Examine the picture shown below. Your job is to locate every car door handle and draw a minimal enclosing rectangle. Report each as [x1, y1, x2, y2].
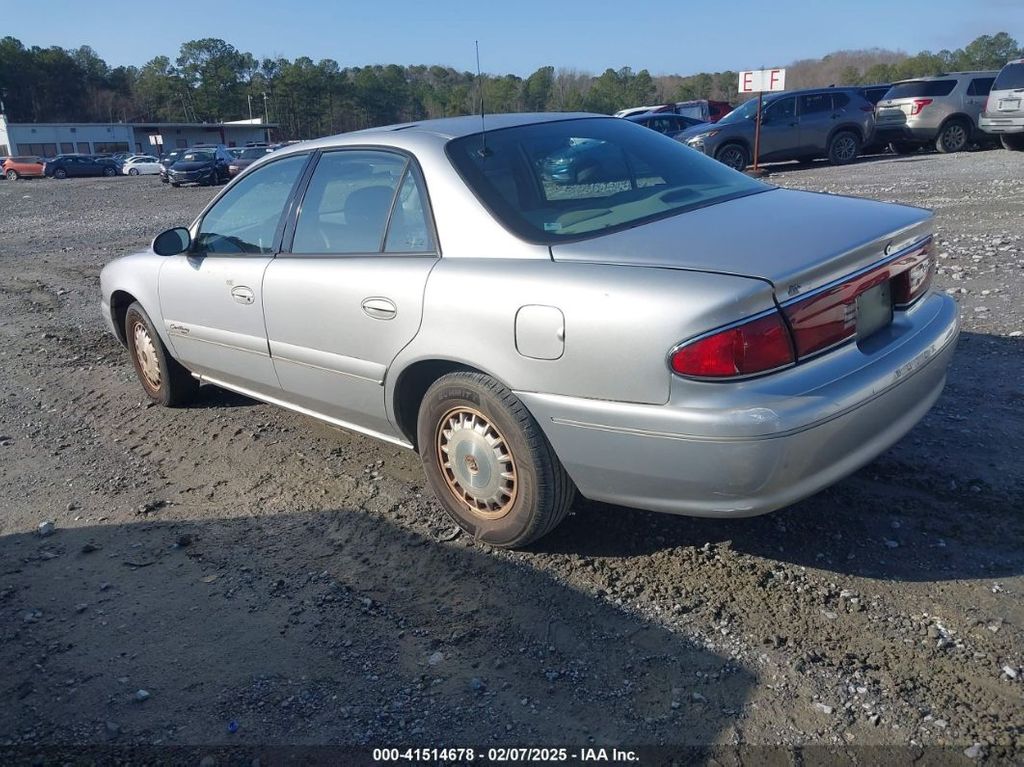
[230, 285, 255, 305]
[361, 297, 397, 320]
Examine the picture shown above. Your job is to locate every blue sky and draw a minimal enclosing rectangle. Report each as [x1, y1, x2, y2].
[7, 0, 1023, 76]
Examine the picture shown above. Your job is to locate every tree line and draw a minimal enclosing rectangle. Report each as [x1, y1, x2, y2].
[0, 32, 1019, 140]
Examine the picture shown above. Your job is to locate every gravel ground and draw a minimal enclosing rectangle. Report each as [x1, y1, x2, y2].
[0, 150, 1022, 762]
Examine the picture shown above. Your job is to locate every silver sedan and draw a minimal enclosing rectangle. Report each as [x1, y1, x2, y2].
[99, 113, 959, 548]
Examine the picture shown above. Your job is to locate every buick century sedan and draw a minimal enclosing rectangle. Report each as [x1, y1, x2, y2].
[100, 113, 959, 548]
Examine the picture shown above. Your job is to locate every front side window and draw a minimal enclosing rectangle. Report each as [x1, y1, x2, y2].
[765, 97, 796, 121]
[195, 153, 308, 255]
[291, 150, 434, 255]
[446, 117, 766, 244]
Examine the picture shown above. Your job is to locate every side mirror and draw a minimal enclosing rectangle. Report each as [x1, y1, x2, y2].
[152, 227, 191, 256]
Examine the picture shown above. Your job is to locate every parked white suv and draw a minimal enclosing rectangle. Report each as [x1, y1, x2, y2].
[980, 59, 1024, 151]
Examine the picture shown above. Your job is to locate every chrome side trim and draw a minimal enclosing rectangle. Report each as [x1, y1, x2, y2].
[194, 373, 414, 449]
[268, 340, 386, 384]
[165, 320, 271, 357]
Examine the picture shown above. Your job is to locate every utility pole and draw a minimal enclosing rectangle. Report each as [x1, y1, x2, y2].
[247, 94, 253, 121]
[262, 92, 269, 124]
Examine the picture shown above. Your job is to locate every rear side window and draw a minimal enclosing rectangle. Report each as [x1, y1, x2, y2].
[885, 80, 957, 99]
[993, 64, 1024, 91]
[799, 93, 832, 115]
[446, 117, 766, 244]
[967, 78, 995, 96]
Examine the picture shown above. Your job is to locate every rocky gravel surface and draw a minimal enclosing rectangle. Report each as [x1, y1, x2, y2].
[0, 151, 1022, 762]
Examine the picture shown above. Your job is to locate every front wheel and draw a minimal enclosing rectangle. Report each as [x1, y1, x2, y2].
[103, 166, 117, 177]
[417, 372, 575, 548]
[124, 302, 199, 407]
[1001, 134, 1024, 152]
[5, 169, 17, 180]
[935, 120, 970, 153]
[53, 168, 67, 179]
[827, 131, 861, 165]
[715, 143, 749, 171]
[128, 167, 140, 176]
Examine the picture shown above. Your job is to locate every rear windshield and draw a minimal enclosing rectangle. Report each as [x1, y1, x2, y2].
[885, 80, 956, 99]
[993, 63, 1024, 91]
[446, 118, 766, 244]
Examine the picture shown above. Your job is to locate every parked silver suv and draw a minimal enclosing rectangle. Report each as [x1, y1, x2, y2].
[875, 71, 997, 154]
[980, 59, 1024, 151]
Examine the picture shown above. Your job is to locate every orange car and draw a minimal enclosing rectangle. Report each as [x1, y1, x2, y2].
[3, 156, 45, 180]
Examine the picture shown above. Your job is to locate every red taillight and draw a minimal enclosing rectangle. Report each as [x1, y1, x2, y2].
[910, 98, 933, 116]
[670, 311, 795, 379]
[782, 239, 934, 358]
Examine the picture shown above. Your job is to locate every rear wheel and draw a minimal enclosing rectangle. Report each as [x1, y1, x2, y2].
[1001, 134, 1024, 152]
[417, 372, 575, 549]
[54, 168, 67, 179]
[102, 166, 117, 177]
[124, 302, 198, 407]
[5, 169, 18, 180]
[170, 181, 181, 188]
[827, 131, 861, 165]
[935, 120, 970, 153]
[715, 143, 749, 171]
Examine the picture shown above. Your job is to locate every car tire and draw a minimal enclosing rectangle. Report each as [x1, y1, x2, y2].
[124, 301, 199, 408]
[54, 168, 67, 179]
[935, 119, 970, 153]
[889, 142, 917, 155]
[128, 167, 140, 176]
[827, 131, 861, 165]
[1001, 134, 1024, 152]
[417, 371, 575, 549]
[170, 182, 180, 188]
[5, 169, 18, 180]
[103, 166, 117, 177]
[715, 143, 749, 171]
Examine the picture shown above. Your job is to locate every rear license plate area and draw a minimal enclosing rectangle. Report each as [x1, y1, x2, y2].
[999, 98, 1021, 111]
[856, 281, 893, 340]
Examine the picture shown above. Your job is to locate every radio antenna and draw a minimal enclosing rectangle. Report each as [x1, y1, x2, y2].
[475, 41, 491, 157]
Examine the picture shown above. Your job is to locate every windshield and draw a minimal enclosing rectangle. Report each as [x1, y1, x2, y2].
[717, 98, 761, 125]
[884, 80, 956, 99]
[446, 117, 766, 244]
[239, 148, 268, 160]
[182, 151, 214, 163]
[993, 63, 1024, 91]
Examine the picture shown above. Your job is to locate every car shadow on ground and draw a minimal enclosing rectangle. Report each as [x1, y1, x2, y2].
[188, 384, 257, 409]
[537, 332, 1024, 583]
[0, 510, 754, 751]
[757, 145, 1000, 176]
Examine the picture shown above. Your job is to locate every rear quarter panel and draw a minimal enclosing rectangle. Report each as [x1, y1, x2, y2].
[387, 259, 775, 409]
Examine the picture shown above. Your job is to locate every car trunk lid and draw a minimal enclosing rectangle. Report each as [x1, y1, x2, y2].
[548, 188, 932, 302]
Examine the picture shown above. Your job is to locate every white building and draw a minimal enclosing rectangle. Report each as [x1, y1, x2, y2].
[0, 115, 276, 157]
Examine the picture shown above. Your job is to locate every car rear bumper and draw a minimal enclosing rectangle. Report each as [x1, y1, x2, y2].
[874, 125, 939, 143]
[980, 114, 1024, 134]
[518, 293, 959, 517]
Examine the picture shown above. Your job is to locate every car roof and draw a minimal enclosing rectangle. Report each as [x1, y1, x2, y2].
[893, 71, 999, 83]
[331, 112, 601, 141]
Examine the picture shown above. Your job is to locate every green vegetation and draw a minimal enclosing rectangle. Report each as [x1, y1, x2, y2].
[0, 33, 1019, 139]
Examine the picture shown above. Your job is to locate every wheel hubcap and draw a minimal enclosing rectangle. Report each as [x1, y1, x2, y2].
[946, 126, 966, 150]
[721, 149, 744, 170]
[436, 407, 517, 519]
[132, 321, 161, 390]
[836, 138, 856, 160]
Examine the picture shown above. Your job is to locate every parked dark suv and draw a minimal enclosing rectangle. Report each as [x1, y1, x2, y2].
[43, 154, 119, 179]
[678, 87, 876, 170]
